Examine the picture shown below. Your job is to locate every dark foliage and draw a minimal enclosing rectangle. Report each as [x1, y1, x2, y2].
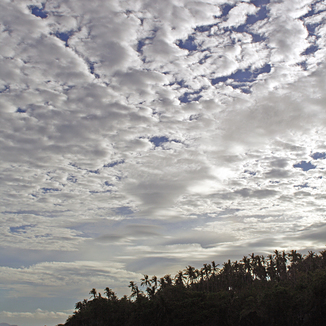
[59, 249, 326, 326]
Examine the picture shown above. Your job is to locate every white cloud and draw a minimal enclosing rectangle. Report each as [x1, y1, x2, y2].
[0, 308, 70, 320]
[1, 0, 326, 325]
[0, 309, 71, 326]
[221, 2, 258, 28]
[0, 260, 142, 298]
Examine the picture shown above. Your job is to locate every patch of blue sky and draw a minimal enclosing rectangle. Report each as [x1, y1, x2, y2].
[54, 31, 74, 47]
[176, 36, 198, 51]
[232, 7, 269, 38]
[103, 160, 125, 168]
[35, 233, 51, 238]
[246, 5, 269, 25]
[136, 29, 158, 55]
[114, 206, 134, 216]
[220, 3, 234, 18]
[297, 61, 308, 71]
[137, 39, 146, 54]
[212, 64, 271, 85]
[302, 0, 326, 19]
[250, 0, 270, 7]
[311, 152, 326, 160]
[189, 114, 200, 121]
[29, 4, 48, 19]
[41, 188, 61, 193]
[87, 169, 100, 174]
[179, 91, 202, 103]
[294, 182, 309, 188]
[0, 85, 10, 93]
[251, 33, 266, 42]
[67, 175, 77, 183]
[302, 45, 319, 55]
[16, 107, 27, 113]
[198, 54, 211, 65]
[87, 61, 100, 79]
[168, 79, 188, 88]
[305, 22, 321, 37]
[195, 24, 214, 33]
[10, 224, 35, 234]
[244, 170, 257, 176]
[89, 190, 111, 194]
[293, 161, 317, 171]
[301, 2, 325, 37]
[150, 136, 169, 147]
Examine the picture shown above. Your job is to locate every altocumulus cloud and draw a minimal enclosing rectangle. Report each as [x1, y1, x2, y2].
[1, 0, 326, 325]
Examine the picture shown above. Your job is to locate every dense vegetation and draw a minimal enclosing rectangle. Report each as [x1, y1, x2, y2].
[59, 250, 326, 326]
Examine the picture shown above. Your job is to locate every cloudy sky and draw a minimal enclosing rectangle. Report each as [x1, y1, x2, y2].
[1, 0, 326, 325]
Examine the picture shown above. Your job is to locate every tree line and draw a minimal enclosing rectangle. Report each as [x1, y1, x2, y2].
[59, 249, 326, 326]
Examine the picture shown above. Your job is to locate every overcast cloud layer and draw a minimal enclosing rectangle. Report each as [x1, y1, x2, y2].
[1, 0, 326, 325]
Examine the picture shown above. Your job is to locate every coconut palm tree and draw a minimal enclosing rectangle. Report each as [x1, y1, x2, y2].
[164, 274, 173, 286]
[129, 281, 141, 299]
[174, 270, 186, 286]
[104, 287, 117, 301]
[184, 265, 197, 286]
[146, 285, 156, 299]
[210, 261, 219, 291]
[242, 256, 251, 274]
[288, 250, 301, 263]
[151, 275, 158, 288]
[211, 261, 219, 274]
[141, 274, 151, 287]
[89, 288, 97, 299]
[266, 254, 277, 281]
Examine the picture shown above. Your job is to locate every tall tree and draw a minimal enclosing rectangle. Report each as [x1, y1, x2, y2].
[89, 288, 97, 299]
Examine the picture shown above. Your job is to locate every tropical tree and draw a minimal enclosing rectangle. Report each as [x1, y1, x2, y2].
[129, 281, 141, 299]
[104, 287, 117, 301]
[151, 275, 158, 288]
[184, 265, 197, 286]
[174, 270, 186, 286]
[140, 274, 151, 287]
[89, 288, 97, 299]
[267, 254, 277, 281]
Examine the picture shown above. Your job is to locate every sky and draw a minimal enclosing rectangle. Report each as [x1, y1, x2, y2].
[1, 0, 326, 325]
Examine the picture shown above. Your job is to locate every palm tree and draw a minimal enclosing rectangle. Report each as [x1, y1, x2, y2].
[174, 270, 185, 286]
[198, 267, 206, 291]
[320, 249, 326, 268]
[241, 255, 252, 284]
[159, 277, 166, 289]
[146, 286, 156, 299]
[164, 274, 173, 286]
[267, 254, 277, 281]
[203, 263, 212, 291]
[159, 275, 172, 289]
[273, 250, 287, 281]
[151, 275, 158, 288]
[75, 301, 86, 312]
[211, 261, 219, 275]
[184, 265, 197, 286]
[288, 250, 301, 263]
[242, 256, 251, 274]
[211, 261, 219, 291]
[141, 274, 151, 287]
[89, 288, 97, 299]
[203, 263, 212, 279]
[104, 287, 117, 301]
[129, 281, 141, 299]
[252, 255, 266, 281]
